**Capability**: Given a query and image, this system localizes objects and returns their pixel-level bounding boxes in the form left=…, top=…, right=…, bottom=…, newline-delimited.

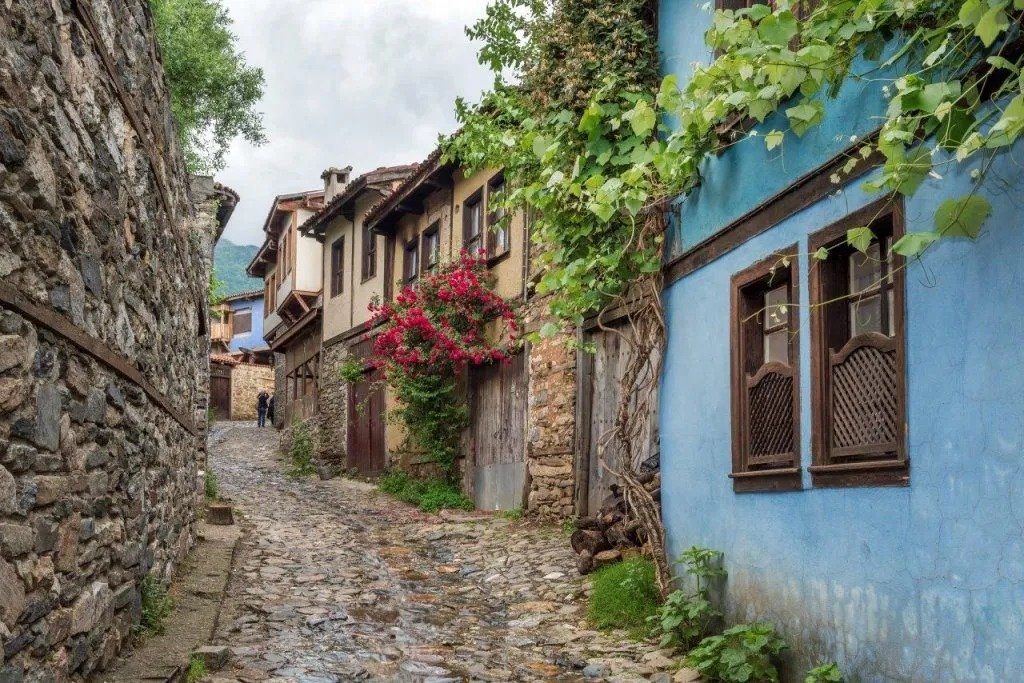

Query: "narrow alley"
left=206, top=424, right=662, bottom=682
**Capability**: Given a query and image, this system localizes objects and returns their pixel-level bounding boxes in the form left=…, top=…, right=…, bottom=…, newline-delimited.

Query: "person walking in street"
left=257, top=389, right=270, bottom=428
left=267, top=393, right=275, bottom=427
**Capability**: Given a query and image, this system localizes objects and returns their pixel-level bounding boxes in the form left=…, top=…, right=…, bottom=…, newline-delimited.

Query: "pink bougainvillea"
left=368, top=250, right=520, bottom=376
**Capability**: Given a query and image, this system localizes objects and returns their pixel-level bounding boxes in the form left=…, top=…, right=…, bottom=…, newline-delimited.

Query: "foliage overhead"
left=150, top=0, right=266, bottom=173
left=448, top=0, right=1024, bottom=326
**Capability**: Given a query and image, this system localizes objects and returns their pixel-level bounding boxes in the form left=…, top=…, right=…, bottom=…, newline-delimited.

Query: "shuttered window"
left=362, top=222, right=377, bottom=281
left=421, top=223, right=440, bottom=274
left=809, top=200, right=907, bottom=487
left=730, top=246, right=801, bottom=492
left=463, top=189, right=484, bottom=256
left=233, top=308, right=252, bottom=335
left=403, top=238, right=419, bottom=284
left=487, top=174, right=510, bottom=259
left=330, top=237, right=344, bottom=298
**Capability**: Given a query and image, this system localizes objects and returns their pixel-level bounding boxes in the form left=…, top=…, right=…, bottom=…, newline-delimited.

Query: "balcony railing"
left=211, top=321, right=233, bottom=343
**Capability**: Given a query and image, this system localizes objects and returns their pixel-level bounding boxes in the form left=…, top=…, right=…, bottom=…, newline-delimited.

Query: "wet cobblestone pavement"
left=206, top=423, right=677, bottom=682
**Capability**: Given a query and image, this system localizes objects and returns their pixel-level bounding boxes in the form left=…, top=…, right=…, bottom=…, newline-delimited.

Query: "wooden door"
left=469, top=352, right=528, bottom=511
left=347, top=342, right=386, bottom=476
left=578, top=318, right=660, bottom=515
left=210, top=364, right=232, bottom=421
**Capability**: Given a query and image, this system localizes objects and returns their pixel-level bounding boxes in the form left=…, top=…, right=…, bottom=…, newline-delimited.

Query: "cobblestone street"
left=207, top=423, right=668, bottom=682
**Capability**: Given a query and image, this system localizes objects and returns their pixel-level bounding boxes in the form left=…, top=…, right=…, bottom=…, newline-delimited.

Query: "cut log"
left=577, top=550, right=594, bottom=575
left=593, top=549, right=622, bottom=569
left=571, top=529, right=610, bottom=556
left=575, top=516, right=604, bottom=532
left=605, top=521, right=637, bottom=548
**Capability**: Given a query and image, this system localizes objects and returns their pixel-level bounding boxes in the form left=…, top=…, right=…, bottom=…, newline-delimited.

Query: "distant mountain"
left=214, top=239, right=264, bottom=297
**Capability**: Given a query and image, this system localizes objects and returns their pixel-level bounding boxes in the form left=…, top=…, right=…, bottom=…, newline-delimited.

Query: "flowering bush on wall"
left=368, top=250, right=521, bottom=479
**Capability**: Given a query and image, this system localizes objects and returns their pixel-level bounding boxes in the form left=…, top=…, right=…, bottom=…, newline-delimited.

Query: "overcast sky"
left=216, top=0, right=494, bottom=246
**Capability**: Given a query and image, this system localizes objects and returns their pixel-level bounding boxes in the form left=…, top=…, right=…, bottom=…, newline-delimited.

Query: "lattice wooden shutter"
left=746, top=366, right=795, bottom=468
left=829, top=336, right=898, bottom=457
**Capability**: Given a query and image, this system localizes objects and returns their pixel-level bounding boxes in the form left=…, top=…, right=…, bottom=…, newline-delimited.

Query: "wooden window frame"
left=232, top=307, right=252, bottom=336
left=421, top=222, right=440, bottom=274
left=361, top=222, right=377, bottom=282
left=730, top=244, right=802, bottom=492
left=463, top=189, right=484, bottom=257
left=330, top=236, right=344, bottom=298
left=402, top=238, right=420, bottom=284
left=486, top=173, right=511, bottom=262
left=808, top=198, right=908, bottom=488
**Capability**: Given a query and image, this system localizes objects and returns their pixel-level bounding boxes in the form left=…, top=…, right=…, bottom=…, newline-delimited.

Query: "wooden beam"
left=0, top=283, right=201, bottom=437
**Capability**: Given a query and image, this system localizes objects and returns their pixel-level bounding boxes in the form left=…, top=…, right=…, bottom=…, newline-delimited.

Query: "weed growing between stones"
left=136, top=576, right=174, bottom=637
left=378, top=470, right=474, bottom=513
left=204, top=470, right=219, bottom=500
left=561, top=515, right=579, bottom=536
left=685, top=622, right=788, bottom=683
left=496, top=508, right=524, bottom=521
left=648, top=546, right=726, bottom=650
left=185, top=655, right=208, bottom=683
left=287, top=419, right=317, bottom=477
left=587, top=557, right=660, bottom=639
left=805, top=662, right=844, bottom=682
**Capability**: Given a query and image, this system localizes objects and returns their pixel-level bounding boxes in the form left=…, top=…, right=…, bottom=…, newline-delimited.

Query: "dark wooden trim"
left=573, top=325, right=595, bottom=516
left=269, top=307, right=321, bottom=352
left=322, top=317, right=387, bottom=350
left=664, top=132, right=883, bottom=285
left=808, top=196, right=908, bottom=488
left=729, top=244, right=801, bottom=493
left=0, top=283, right=201, bottom=437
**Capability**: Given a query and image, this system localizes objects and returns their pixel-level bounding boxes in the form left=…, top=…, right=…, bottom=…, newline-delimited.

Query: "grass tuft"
left=587, top=556, right=661, bottom=639
left=204, top=470, right=219, bottom=500
left=185, top=655, right=208, bottom=683
left=136, top=575, right=174, bottom=637
left=496, top=507, right=524, bottom=520
left=378, top=470, right=475, bottom=513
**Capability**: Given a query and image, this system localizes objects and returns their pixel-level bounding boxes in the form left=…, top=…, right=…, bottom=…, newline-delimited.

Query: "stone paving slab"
left=100, top=522, right=242, bottom=682
left=207, top=423, right=686, bottom=682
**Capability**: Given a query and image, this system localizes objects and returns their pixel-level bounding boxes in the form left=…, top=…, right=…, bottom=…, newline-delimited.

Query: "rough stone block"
left=69, top=582, right=112, bottom=635
left=0, top=524, right=34, bottom=558
left=191, top=645, right=231, bottom=671
left=0, top=466, right=15, bottom=514
left=206, top=504, right=234, bottom=526
left=0, top=558, right=26, bottom=628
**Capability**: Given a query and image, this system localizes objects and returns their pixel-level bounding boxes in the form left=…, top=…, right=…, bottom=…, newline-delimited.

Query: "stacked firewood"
left=571, top=472, right=661, bottom=575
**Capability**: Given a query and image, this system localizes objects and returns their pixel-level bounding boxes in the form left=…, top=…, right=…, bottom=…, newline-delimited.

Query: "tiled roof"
left=210, top=353, right=241, bottom=366
left=222, top=288, right=264, bottom=302
left=300, top=164, right=420, bottom=239
left=363, top=145, right=448, bottom=231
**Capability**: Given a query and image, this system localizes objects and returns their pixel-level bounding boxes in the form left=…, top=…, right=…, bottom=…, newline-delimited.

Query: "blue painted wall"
left=226, top=295, right=265, bottom=353
left=658, top=2, right=1024, bottom=680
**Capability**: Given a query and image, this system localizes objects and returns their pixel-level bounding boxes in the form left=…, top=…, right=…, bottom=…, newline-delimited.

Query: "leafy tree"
left=150, top=0, right=266, bottom=173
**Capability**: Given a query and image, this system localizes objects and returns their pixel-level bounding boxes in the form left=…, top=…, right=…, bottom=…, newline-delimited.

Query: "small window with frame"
left=330, top=236, right=344, bottom=298
left=362, top=222, right=377, bottom=281
left=487, top=174, right=510, bottom=260
left=809, top=199, right=907, bottom=487
left=463, top=189, right=484, bottom=257
left=730, top=245, right=801, bottom=492
left=402, top=238, right=420, bottom=284
left=421, top=223, right=440, bottom=274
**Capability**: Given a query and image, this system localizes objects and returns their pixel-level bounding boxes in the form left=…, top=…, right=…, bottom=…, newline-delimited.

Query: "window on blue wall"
left=730, top=246, right=802, bottom=493
left=233, top=308, right=251, bottom=336
left=808, top=200, right=908, bottom=488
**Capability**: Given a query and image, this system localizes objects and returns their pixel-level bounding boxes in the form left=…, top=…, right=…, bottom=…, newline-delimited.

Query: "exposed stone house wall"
left=317, top=342, right=348, bottom=467
left=523, top=296, right=578, bottom=521
left=0, top=1, right=215, bottom=679
left=229, top=363, right=274, bottom=421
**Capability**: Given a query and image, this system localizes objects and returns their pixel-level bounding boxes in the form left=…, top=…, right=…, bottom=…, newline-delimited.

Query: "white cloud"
left=216, top=0, right=494, bottom=245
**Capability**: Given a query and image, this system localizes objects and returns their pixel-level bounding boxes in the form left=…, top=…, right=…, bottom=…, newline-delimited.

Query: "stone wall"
left=523, top=296, right=578, bottom=521
left=230, top=363, right=273, bottom=421
left=317, top=342, right=348, bottom=467
left=0, top=1, right=215, bottom=679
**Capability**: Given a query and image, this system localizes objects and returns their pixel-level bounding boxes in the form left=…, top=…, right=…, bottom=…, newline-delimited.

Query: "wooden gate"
left=577, top=316, right=660, bottom=515
left=210, top=363, right=232, bottom=421
left=347, top=340, right=386, bottom=476
left=469, top=351, right=528, bottom=511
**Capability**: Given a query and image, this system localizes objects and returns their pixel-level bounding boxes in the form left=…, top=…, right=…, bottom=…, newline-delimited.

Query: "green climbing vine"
left=449, top=0, right=1024, bottom=326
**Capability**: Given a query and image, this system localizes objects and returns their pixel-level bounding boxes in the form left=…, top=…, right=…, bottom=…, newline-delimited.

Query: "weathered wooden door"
left=469, top=352, right=528, bottom=511
left=578, top=318, right=660, bottom=515
left=347, top=342, right=386, bottom=476
left=210, top=364, right=232, bottom=421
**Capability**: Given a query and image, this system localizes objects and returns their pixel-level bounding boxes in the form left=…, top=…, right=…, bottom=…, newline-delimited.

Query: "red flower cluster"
left=368, top=250, right=520, bottom=376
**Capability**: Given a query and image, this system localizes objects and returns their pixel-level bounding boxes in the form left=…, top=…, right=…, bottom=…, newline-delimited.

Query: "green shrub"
left=137, top=575, right=174, bottom=637
left=587, top=557, right=661, bottom=638
left=649, top=546, right=726, bottom=650
left=287, top=419, right=317, bottom=477
left=185, top=655, right=208, bottom=683
left=496, top=507, right=524, bottom=520
left=204, top=470, right=218, bottom=500
left=806, top=662, right=844, bottom=682
left=378, top=470, right=475, bottom=513
left=686, top=622, right=788, bottom=683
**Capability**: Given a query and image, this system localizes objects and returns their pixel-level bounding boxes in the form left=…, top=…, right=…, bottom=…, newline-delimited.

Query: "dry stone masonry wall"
left=0, top=1, right=215, bottom=679
left=230, top=363, right=274, bottom=421
left=317, top=342, right=348, bottom=468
